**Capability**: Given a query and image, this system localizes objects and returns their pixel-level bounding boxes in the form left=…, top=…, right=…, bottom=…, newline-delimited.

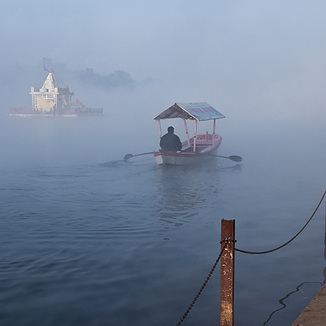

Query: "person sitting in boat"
left=160, top=126, right=182, bottom=152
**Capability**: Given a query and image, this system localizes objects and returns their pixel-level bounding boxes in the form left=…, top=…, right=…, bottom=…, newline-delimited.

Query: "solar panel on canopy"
left=153, top=102, right=225, bottom=121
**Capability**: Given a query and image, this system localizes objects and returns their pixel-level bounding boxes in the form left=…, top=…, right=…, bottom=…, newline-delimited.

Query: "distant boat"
left=153, top=102, right=225, bottom=165
left=8, top=70, right=103, bottom=117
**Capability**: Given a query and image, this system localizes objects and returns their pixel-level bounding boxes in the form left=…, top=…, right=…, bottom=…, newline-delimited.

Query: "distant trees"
left=77, top=68, right=134, bottom=89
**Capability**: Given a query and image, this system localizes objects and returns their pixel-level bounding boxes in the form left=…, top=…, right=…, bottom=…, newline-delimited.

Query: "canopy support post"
left=157, top=120, right=162, bottom=138
left=193, top=120, right=198, bottom=152
left=183, top=119, right=190, bottom=146
left=213, top=119, right=216, bottom=134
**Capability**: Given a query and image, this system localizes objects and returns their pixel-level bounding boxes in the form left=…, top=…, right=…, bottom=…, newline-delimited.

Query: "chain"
left=235, top=190, right=326, bottom=255
left=175, top=241, right=227, bottom=326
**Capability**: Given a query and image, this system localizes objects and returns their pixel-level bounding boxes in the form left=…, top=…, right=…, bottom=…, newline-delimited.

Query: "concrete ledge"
left=291, top=284, right=326, bottom=326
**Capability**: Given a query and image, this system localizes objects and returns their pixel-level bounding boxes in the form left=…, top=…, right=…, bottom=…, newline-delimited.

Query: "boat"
left=153, top=102, right=225, bottom=165
left=8, top=70, right=103, bottom=117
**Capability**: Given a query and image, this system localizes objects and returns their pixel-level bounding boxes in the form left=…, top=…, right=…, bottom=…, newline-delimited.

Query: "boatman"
left=160, top=126, right=182, bottom=152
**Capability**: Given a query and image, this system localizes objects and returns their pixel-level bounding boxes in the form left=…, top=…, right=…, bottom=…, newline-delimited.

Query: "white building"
left=30, top=71, right=74, bottom=112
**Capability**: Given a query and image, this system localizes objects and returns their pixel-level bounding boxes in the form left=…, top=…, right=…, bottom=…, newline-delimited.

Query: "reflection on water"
left=153, top=166, right=203, bottom=226
left=263, top=281, right=323, bottom=325
left=99, top=160, right=126, bottom=168
left=153, top=163, right=242, bottom=228
left=218, top=163, right=242, bottom=172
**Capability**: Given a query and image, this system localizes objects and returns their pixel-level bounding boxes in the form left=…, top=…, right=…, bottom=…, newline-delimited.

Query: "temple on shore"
left=8, top=70, right=103, bottom=117
left=30, top=71, right=74, bottom=113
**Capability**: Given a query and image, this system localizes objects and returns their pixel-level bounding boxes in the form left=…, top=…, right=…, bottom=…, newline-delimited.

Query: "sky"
left=1, top=0, right=326, bottom=136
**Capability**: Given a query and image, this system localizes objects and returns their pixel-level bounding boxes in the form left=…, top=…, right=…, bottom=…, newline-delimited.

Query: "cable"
left=235, top=190, right=326, bottom=255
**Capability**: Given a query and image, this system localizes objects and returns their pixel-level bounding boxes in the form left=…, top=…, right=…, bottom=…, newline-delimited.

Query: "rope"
left=235, top=190, right=326, bottom=255
left=175, top=241, right=227, bottom=326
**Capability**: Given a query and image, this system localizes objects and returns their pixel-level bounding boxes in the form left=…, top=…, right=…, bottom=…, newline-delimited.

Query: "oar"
left=208, top=154, right=242, bottom=162
left=124, top=151, right=155, bottom=161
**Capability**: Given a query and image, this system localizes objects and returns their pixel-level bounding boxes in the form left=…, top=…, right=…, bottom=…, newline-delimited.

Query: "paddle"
left=124, top=152, right=155, bottom=161
left=124, top=152, right=242, bottom=162
left=208, top=154, right=242, bottom=162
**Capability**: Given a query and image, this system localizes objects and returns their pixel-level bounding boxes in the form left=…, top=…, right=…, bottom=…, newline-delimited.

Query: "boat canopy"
left=153, top=102, right=225, bottom=121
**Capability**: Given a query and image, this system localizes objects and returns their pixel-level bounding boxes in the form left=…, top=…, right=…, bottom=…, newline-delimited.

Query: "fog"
left=1, top=0, right=326, bottom=170
left=1, top=3, right=326, bottom=325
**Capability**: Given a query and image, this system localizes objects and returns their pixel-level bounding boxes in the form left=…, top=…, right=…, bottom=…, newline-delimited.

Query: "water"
left=0, top=116, right=325, bottom=326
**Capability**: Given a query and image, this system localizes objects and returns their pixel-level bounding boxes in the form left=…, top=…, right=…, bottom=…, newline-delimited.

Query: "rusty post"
left=220, top=219, right=235, bottom=326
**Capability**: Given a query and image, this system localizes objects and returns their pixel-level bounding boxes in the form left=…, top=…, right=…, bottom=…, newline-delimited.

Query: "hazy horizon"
left=1, top=0, right=326, bottom=166
left=2, top=1, right=326, bottom=113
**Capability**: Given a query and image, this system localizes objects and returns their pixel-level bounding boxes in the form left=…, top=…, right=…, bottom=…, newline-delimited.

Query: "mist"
left=1, top=0, right=325, bottom=172
left=1, top=3, right=326, bottom=325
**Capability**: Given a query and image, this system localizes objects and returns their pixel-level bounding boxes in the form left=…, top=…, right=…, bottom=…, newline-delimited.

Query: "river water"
left=0, top=114, right=325, bottom=326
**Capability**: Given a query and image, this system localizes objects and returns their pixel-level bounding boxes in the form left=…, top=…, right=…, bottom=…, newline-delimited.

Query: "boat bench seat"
left=181, top=145, right=213, bottom=153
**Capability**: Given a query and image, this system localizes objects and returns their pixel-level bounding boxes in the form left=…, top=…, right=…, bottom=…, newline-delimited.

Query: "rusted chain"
left=175, top=241, right=227, bottom=326
left=235, top=190, right=326, bottom=255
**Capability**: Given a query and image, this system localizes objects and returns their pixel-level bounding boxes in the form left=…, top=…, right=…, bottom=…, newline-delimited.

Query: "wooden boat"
left=153, top=102, right=225, bottom=165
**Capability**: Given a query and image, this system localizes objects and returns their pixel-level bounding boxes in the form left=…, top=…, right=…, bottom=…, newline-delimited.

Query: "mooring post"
left=220, top=219, right=235, bottom=326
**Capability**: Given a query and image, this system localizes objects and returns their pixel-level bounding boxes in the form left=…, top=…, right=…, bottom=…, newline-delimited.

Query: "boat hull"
left=154, top=151, right=219, bottom=165
left=154, top=134, right=222, bottom=165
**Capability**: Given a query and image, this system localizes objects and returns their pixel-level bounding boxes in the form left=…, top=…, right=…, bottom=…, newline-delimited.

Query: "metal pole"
left=183, top=118, right=190, bottom=146
left=157, top=120, right=162, bottom=138
left=220, top=219, right=235, bottom=326
left=193, top=120, right=197, bottom=152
